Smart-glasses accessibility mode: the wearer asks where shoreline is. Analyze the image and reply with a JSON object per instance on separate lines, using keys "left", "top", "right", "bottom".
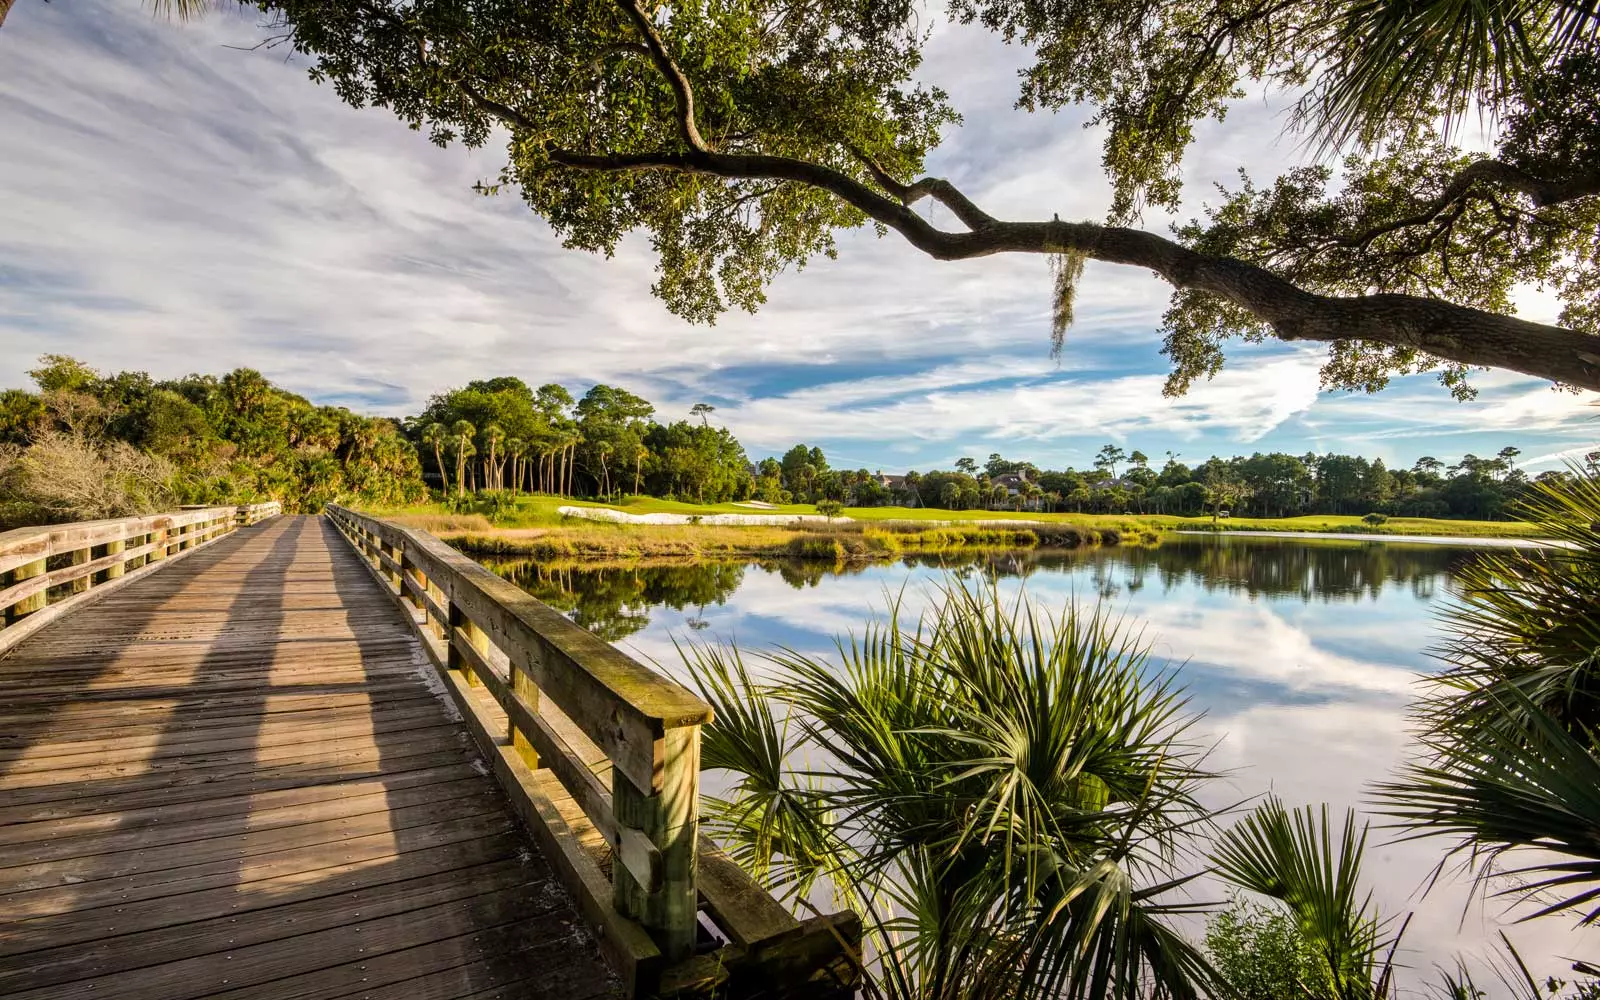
{"left": 438, "top": 519, "right": 1132, "bottom": 562}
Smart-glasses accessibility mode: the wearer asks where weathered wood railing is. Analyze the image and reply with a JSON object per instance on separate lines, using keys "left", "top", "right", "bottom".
{"left": 0, "top": 501, "right": 283, "bottom": 655}
{"left": 324, "top": 504, "right": 857, "bottom": 998}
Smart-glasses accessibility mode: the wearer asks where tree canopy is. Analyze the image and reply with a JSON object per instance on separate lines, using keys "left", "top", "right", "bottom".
{"left": 248, "top": 0, "right": 1600, "bottom": 395}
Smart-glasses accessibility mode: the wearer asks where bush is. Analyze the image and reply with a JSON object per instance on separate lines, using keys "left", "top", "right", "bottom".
{"left": 1204, "top": 899, "right": 1335, "bottom": 1000}
{"left": 815, "top": 498, "right": 844, "bottom": 519}
{"left": 1362, "top": 512, "right": 1389, "bottom": 526}
{"left": 0, "top": 430, "right": 175, "bottom": 526}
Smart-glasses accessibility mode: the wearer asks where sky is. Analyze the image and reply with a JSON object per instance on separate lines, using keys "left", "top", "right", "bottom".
{"left": 0, "top": 0, "right": 1596, "bottom": 474}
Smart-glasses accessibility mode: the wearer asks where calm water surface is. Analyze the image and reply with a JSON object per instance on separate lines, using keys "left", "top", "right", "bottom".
{"left": 487, "top": 536, "right": 1591, "bottom": 976}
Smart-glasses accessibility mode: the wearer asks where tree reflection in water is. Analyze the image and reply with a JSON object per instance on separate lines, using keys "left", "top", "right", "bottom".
{"left": 483, "top": 535, "right": 1477, "bottom": 639}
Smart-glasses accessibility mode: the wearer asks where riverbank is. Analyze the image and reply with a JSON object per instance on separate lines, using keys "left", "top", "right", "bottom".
{"left": 409, "top": 517, "right": 1131, "bottom": 562}
{"left": 358, "top": 496, "right": 1541, "bottom": 558}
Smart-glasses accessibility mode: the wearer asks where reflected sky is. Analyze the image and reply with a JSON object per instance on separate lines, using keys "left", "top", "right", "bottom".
{"left": 488, "top": 537, "right": 1599, "bottom": 982}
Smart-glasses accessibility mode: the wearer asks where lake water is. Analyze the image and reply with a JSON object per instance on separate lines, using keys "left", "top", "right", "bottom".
{"left": 486, "top": 535, "right": 1592, "bottom": 979}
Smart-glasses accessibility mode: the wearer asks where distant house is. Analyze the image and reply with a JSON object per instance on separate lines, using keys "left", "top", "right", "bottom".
{"left": 877, "top": 473, "right": 907, "bottom": 490}
{"left": 992, "top": 471, "right": 1029, "bottom": 496}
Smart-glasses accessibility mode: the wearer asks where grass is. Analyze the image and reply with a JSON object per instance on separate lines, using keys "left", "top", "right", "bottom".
{"left": 357, "top": 497, "right": 1134, "bottom": 560}
{"left": 360, "top": 496, "right": 1536, "bottom": 540}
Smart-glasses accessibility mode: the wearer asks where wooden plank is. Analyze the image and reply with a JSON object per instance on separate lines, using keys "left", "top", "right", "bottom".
{"left": 1, "top": 810, "right": 517, "bottom": 928}
{"left": 0, "top": 723, "right": 466, "bottom": 790}
{"left": 0, "top": 514, "right": 620, "bottom": 1000}
{"left": 5, "top": 880, "right": 570, "bottom": 1000}
{"left": 0, "top": 759, "right": 479, "bottom": 848}
{"left": 0, "top": 827, "right": 524, "bottom": 958}
{"left": 0, "top": 787, "right": 507, "bottom": 893}
{"left": 0, "top": 698, "right": 449, "bottom": 762}
{"left": 0, "top": 857, "right": 544, "bottom": 993}
{"left": 0, "top": 772, "right": 493, "bottom": 870}
{"left": 696, "top": 837, "right": 801, "bottom": 950}
{"left": 197, "top": 907, "right": 612, "bottom": 1000}
{"left": 0, "top": 746, "right": 478, "bottom": 828}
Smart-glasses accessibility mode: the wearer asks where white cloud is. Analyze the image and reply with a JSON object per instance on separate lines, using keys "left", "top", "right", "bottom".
{"left": 711, "top": 353, "right": 1325, "bottom": 453}
{"left": 0, "top": 0, "right": 1594, "bottom": 472}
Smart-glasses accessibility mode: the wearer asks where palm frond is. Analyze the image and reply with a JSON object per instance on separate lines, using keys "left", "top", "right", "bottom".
{"left": 1307, "top": 0, "right": 1600, "bottom": 147}
{"left": 682, "top": 579, "right": 1222, "bottom": 1000}
{"left": 1374, "top": 686, "right": 1600, "bottom": 925}
{"left": 1211, "top": 797, "right": 1388, "bottom": 999}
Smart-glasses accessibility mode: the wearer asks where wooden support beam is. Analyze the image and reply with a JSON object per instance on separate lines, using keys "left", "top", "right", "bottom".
{"left": 68, "top": 548, "right": 90, "bottom": 595}
{"left": 104, "top": 538, "right": 125, "bottom": 580}
{"left": 614, "top": 727, "right": 700, "bottom": 961}
{"left": 5, "top": 557, "right": 46, "bottom": 622}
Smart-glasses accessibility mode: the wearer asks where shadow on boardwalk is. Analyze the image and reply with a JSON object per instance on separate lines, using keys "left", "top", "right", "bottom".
{"left": 0, "top": 515, "right": 615, "bottom": 1000}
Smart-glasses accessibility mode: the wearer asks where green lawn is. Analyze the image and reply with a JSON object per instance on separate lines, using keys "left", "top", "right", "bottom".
{"left": 363, "top": 495, "right": 1543, "bottom": 540}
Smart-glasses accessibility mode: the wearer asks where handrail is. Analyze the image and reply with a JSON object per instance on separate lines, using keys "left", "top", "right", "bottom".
{"left": 324, "top": 504, "right": 858, "bottom": 998}
{"left": 0, "top": 501, "right": 283, "bottom": 655}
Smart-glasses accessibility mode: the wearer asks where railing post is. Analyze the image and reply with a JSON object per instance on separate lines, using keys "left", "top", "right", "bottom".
{"left": 104, "top": 538, "right": 126, "bottom": 581}
{"left": 613, "top": 726, "right": 701, "bottom": 962}
{"left": 381, "top": 541, "right": 401, "bottom": 592}
{"left": 69, "top": 547, "right": 91, "bottom": 595}
{"left": 400, "top": 551, "right": 428, "bottom": 624}
{"left": 447, "top": 600, "right": 487, "bottom": 687}
{"left": 149, "top": 524, "right": 168, "bottom": 563}
{"left": 510, "top": 663, "right": 540, "bottom": 769}
{"left": 6, "top": 557, "right": 47, "bottom": 623}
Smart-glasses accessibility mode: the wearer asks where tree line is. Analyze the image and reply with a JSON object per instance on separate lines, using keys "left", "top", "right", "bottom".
{"left": 0, "top": 355, "right": 424, "bottom": 527}
{"left": 881, "top": 445, "right": 1600, "bottom": 521}
{"left": 5, "top": 356, "right": 1593, "bottom": 526}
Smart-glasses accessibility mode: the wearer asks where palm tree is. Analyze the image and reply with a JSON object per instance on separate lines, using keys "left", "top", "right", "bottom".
{"left": 1373, "top": 470, "right": 1600, "bottom": 924}
{"left": 1211, "top": 798, "right": 1387, "bottom": 1000}
{"left": 2, "top": 0, "right": 220, "bottom": 30}
{"left": 480, "top": 423, "right": 504, "bottom": 491}
{"left": 450, "top": 419, "right": 475, "bottom": 496}
{"left": 682, "top": 583, "right": 1220, "bottom": 1000}
{"left": 421, "top": 423, "right": 448, "bottom": 492}
{"left": 595, "top": 440, "right": 613, "bottom": 498}
{"left": 504, "top": 437, "right": 525, "bottom": 494}
{"left": 632, "top": 441, "right": 648, "bottom": 496}
{"left": 1309, "top": 0, "right": 1600, "bottom": 147}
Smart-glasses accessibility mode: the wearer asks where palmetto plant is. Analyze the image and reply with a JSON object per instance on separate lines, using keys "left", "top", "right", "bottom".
{"left": 1417, "top": 471, "right": 1600, "bottom": 740}
{"left": 682, "top": 583, "right": 1222, "bottom": 1000}
{"left": 1210, "top": 799, "right": 1390, "bottom": 1000}
{"left": 1370, "top": 470, "right": 1600, "bottom": 925}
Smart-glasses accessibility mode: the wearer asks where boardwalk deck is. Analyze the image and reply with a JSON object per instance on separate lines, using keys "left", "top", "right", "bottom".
{"left": 0, "top": 516, "right": 618, "bottom": 1000}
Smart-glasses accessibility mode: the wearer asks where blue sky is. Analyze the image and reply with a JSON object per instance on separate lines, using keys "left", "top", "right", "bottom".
{"left": 1, "top": 0, "right": 1595, "bottom": 473}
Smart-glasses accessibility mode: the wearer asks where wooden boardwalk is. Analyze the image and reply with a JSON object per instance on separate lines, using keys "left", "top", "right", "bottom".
{"left": 0, "top": 516, "right": 618, "bottom": 1000}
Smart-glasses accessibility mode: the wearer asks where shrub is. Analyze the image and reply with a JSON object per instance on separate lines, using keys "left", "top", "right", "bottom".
{"left": 1204, "top": 899, "right": 1335, "bottom": 1000}
{"left": 815, "top": 499, "right": 844, "bottom": 519}
{"left": 0, "top": 430, "right": 175, "bottom": 526}
{"left": 1362, "top": 512, "right": 1389, "bottom": 526}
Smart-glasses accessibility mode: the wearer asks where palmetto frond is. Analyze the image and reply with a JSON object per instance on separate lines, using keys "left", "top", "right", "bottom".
{"left": 1211, "top": 798, "right": 1387, "bottom": 1000}
{"left": 1309, "top": 0, "right": 1600, "bottom": 146}
{"left": 682, "top": 580, "right": 1222, "bottom": 1000}
{"left": 1375, "top": 687, "right": 1600, "bottom": 925}
{"left": 1373, "top": 469, "right": 1600, "bottom": 927}
{"left": 145, "top": 0, "right": 229, "bottom": 19}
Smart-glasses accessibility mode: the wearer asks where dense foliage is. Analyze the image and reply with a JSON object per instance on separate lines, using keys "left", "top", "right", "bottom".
{"left": 0, "top": 355, "right": 424, "bottom": 527}
{"left": 686, "top": 585, "right": 1219, "bottom": 1000}
{"left": 5, "top": 355, "right": 1581, "bottom": 527}
{"left": 244, "top": 0, "right": 1600, "bottom": 394}
{"left": 408, "top": 378, "right": 754, "bottom": 502}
